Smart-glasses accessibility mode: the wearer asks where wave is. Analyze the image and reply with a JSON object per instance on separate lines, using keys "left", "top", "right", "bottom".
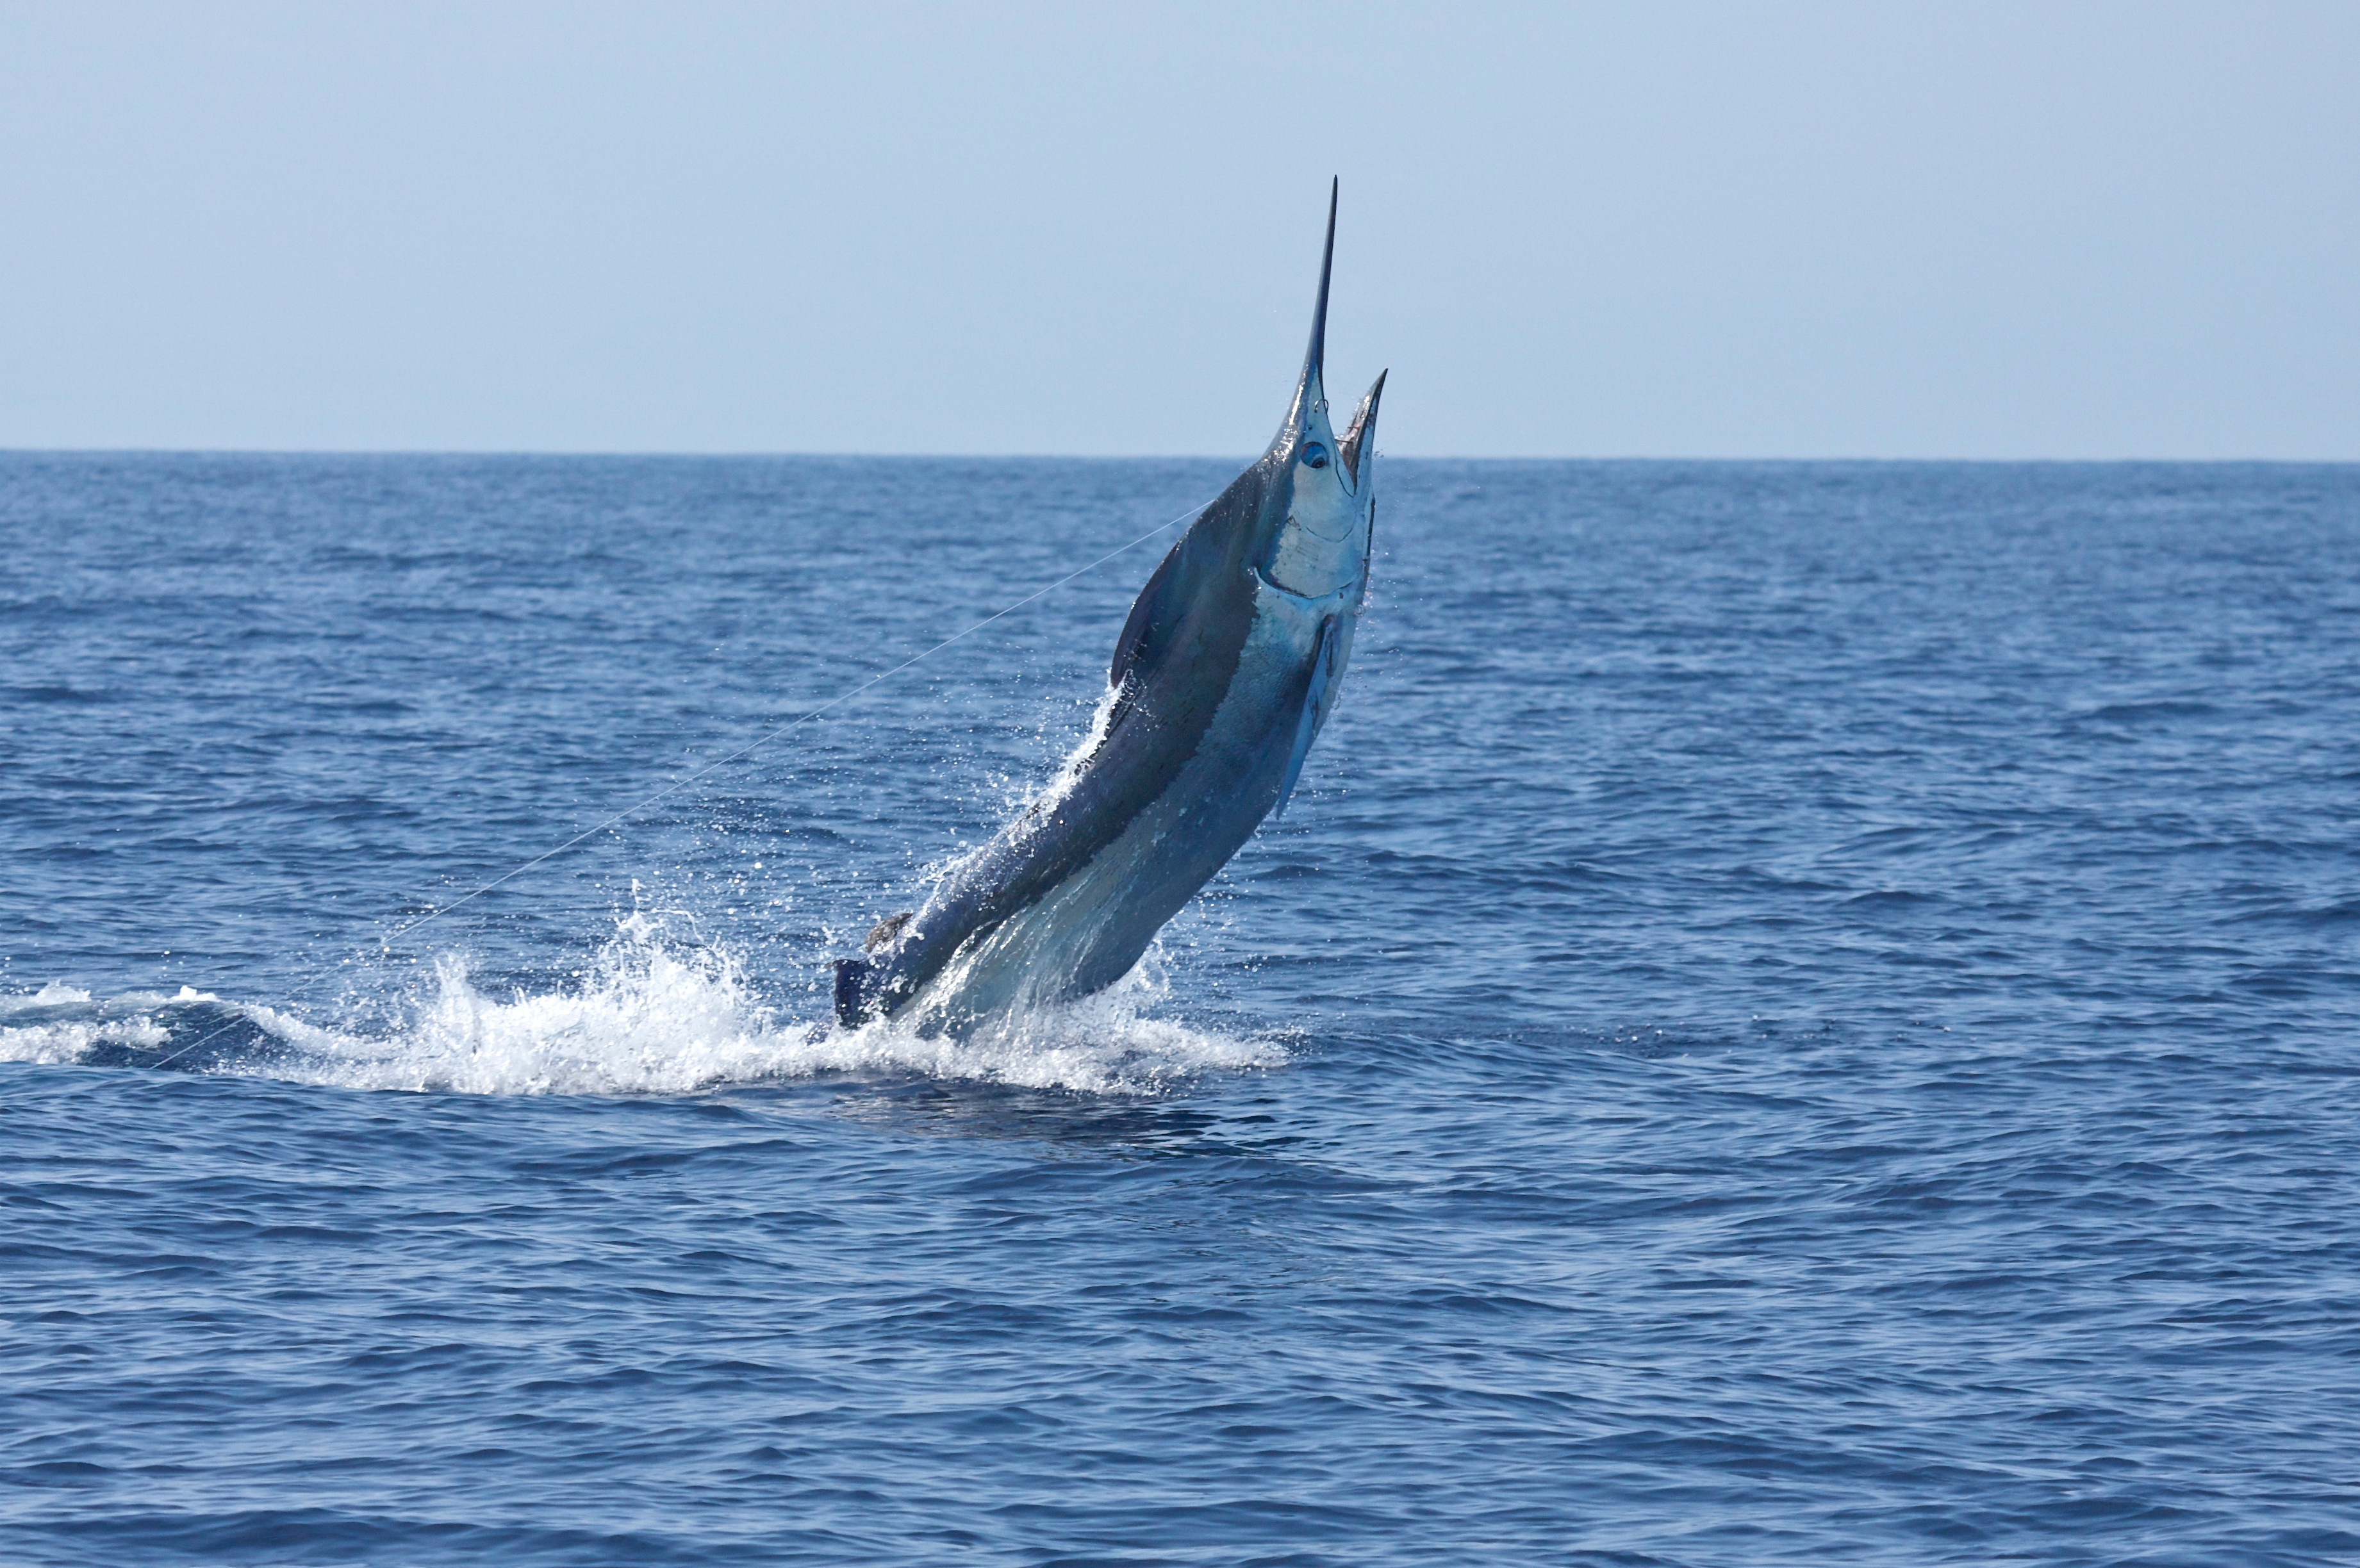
{"left": 0, "top": 916, "right": 1280, "bottom": 1097}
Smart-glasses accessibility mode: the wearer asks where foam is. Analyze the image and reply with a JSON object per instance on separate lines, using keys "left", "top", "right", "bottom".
{"left": 0, "top": 1012, "right": 169, "bottom": 1066}
{"left": 3, "top": 916, "right": 1278, "bottom": 1097}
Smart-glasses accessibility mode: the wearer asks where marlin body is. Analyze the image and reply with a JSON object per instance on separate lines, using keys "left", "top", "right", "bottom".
{"left": 835, "top": 184, "right": 1385, "bottom": 1035}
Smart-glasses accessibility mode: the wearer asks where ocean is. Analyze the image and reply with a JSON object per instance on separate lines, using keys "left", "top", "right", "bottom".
{"left": 3, "top": 453, "right": 2356, "bottom": 1565}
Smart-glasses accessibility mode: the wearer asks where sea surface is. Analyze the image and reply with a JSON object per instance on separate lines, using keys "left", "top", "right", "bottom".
{"left": 3, "top": 453, "right": 2357, "bottom": 1566}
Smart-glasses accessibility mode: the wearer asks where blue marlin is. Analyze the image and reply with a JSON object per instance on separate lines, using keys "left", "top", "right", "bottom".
{"left": 836, "top": 182, "right": 1384, "bottom": 1034}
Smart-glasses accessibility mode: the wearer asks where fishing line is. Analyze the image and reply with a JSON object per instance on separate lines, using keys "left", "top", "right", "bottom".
{"left": 145, "top": 493, "right": 1214, "bottom": 1072}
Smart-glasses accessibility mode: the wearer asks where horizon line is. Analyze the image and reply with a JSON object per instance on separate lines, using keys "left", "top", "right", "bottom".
{"left": 5, "top": 447, "right": 2357, "bottom": 466}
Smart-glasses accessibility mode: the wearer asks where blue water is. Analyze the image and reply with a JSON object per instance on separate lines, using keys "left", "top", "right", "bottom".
{"left": 4, "top": 454, "right": 2357, "bottom": 1565}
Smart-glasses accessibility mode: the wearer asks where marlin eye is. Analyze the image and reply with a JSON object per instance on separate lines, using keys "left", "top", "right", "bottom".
{"left": 1301, "top": 442, "right": 1330, "bottom": 470}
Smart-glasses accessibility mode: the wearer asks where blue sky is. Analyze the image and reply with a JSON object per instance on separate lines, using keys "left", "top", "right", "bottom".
{"left": 2, "top": 1, "right": 2354, "bottom": 458}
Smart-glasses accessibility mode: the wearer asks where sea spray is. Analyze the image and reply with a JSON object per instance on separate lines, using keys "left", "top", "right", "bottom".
{"left": 3, "top": 915, "right": 1280, "bottom": 1096}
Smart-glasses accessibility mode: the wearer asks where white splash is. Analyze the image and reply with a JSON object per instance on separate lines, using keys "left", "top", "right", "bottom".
{"left": 3, "top": 916, "right": 1278, "bottom": 1097}
{"left": 0, "top": 1002, "right": 169, "bottom": 1066}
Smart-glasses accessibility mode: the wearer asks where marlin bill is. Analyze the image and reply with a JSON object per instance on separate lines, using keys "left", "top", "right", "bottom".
{"left": 836, "top": 182, "right": 1385, "bottom": 1036}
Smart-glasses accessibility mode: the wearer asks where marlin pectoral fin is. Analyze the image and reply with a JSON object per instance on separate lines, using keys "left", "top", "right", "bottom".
{"left": 1110, "top": 538, "right": 1182, "bottom": 692}
{"left": 1275, "top": 615, "right": 1341, "bottom": 819}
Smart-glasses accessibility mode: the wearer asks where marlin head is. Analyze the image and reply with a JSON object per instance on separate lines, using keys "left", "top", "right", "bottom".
{"left": 1262, "top": 179, "right": 1386, "bottom": 601}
